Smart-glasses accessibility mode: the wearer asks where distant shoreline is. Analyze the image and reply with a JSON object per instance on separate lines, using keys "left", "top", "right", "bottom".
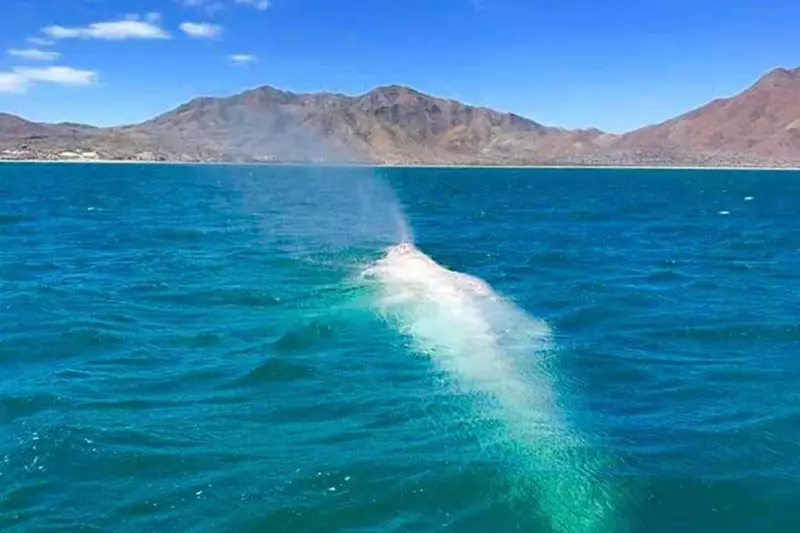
{"left": 0, "top": 159, "right": 798, "bottom": 171}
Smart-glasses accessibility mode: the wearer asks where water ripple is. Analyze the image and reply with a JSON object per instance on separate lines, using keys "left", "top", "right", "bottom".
{"left": 1, "top": 164, "right": 799, "bottom": 532}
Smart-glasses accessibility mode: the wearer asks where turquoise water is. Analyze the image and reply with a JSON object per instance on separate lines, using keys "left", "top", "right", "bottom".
{"left": 1, "top": 163, "right": 799, "bottom": 532}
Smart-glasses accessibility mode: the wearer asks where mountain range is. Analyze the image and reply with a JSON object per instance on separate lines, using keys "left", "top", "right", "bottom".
{"left": 3, "top": 66, "right": 800, "bottom": 167}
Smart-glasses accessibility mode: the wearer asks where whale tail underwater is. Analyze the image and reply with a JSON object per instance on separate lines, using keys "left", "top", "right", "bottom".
{"left": 361, "top": 242, "right": 620, "bottom": 533}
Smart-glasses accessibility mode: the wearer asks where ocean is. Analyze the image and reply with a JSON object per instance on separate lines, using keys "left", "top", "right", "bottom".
{"left": 1, "top": 163, "right": 799, "bottom": 533}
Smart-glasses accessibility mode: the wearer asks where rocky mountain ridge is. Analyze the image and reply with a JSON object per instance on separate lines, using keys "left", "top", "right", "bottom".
{"left": 3, "top": 67, "right": 800, "bottom": 167}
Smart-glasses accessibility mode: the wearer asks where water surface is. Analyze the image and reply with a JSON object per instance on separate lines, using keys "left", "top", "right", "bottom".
{"left": 1, "top": 163, "right": 799, "bottom": 532}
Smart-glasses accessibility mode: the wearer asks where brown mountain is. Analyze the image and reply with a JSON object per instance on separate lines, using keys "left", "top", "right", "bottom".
{"left": 611, "top": 67, "right": 800, "bottom": 164}
{"left": 117, "top": 84, "right": 609, "bottom": 164}
{"left": 3, "top": 67, "right": 800, "bottom": 166}
{"left": 0, "top": 113, "right": 102, "bottom": 159}
{"left": 0, "top": 113, "right": 95, "bottom": 139}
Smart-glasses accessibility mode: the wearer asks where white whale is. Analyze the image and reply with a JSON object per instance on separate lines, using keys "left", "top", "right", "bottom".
{"left": 363, "top": 243, "right": 619, "bottom": 533}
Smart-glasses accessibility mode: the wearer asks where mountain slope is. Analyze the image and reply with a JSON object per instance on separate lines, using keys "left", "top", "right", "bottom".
{"left": 4, "top": 67, "right": 800, "bottom": 165}
{"left": 0, "top": 113, "right": 95, "bottom": 140}
{"left": 615, "top": 67, "right": 800, "bottom": 161}
{"left": 122, "top": 84, "right": 610, "bottom": 163}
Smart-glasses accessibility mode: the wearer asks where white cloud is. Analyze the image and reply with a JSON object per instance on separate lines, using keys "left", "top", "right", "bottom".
{"left": 230, "top": 54, "right": 256, "bottom": 65}
{"left": 13, "top": 66, "right": 97, "bottom": 85}
{"left": 235, "top": 0, "right": 270, "bottom": 10}
{"left": 0, "top": 66, "right": 97, "bottom": 94}
{"left": 42, "top": 16, "right": 170, "bottom": 40}
{"left": 0, "top": 73, "right": 27, "bottom": 93}
{"left": 179, "top": 22, "right": 223, "bottom": 38}
{"left": 28, "top": 37, "right": 55, "bottom": 46}
{"left": 8, "top": 48, "right": 61, "bottom": 62}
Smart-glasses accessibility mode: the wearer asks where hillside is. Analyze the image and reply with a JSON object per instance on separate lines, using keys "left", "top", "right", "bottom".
{"left": 0, "top": 84, "right": 611, "bottom": 164}
{"left": 119, "top": 84, "right": 610, "bottom": 164}
{"left": 3, "top": 67, "right": 800, "bottom": 166}
{"left": 606, "top": 67, "right": 800, "bottom": 165}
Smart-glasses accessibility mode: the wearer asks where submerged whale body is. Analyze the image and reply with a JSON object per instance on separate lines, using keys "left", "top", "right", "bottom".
{"left": 363, "top": 243, "right": 619, "bottom": 533}
{"left": 372, "top": 242, "right": 494, "bottom": 296}
{"left": 364, "top": 242, "right": 549, "bottom": 360}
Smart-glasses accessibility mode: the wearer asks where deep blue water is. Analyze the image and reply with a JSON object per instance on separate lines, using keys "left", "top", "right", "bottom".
{"left": 1, "top": 163, "right": 799, "bottom": 532}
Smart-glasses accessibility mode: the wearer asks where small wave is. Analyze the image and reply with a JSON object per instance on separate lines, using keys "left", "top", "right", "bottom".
{"left": 235, "top": 460, "right": 545, "bottom": 533}
{"left": 151, "top": 287, "right": 282, "bottom": 308}
{"left": 725, "top": 239, "right": 770, "bottom": 251}
{"left": 685, "top": 279, "right": 724, "bottom": 291}
{"left": 52, "top": 368, "right": 94, "bottom": 380}
{"left": 84, "top": 347, "right": 171, "bottom": 370}
{"left": 271, "top": 321, "right": 335, "bottom": 352}
{"left": 185, "top": 331, "right": 222, "bottom": 348}
{"left": 558, "top": 304, "right": 625, "bottom": 330}
{"left": 269, "top": 403, "right": 364, "bottom": 428}
{"left": 524, "top": 250, "right": 574, "bottom": 267}
{"left": 78, "top": 398, "right": 192, "bottom": 411}
{"left": 641, "top": 269, "right": 691, "bottom": 284}
{"left": 569, "top": 210, "right": 608, "bottom": 221}
{"left": 149, "top": 227, "right": 212, "bottom": 242}
{"left": 232, "top": 358, "right": 314, "bottom": 386}
{"left": 1, "top": 327, "right": 126, "bottom": 364}
{"left": 0, "top": 481, "right": 52, "bottom": 525}
{"left": 0, "top": 213, "right": 30, "bottom": 225}
{"left": 695, "top": 409, "right": 800, "bottom": 436}
{"left": 56, "top": 327, "right": 127, "bottom": 352}
{"left": 0, "top": 393, "right": 64, "bottom": 424}
{"left": 652, "top": 323, "right": 800, "bottom": 343}
{"left": 645, "top": 222, "right": 701, "bottom": 236}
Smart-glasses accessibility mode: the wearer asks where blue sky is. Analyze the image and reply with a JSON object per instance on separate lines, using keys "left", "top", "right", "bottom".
{"left": 1, "top": 0, "right": 799, "bottom": 132}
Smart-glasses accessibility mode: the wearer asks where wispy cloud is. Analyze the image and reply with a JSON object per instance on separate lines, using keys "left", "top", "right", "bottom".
{"left": 0, "top": 66, "right": 97, "bottom": 94}
{"left": 235, "top": 0, "right": 270, "bottom": 10}
{"left": 230, "top": 54, "right": 256, "bottom": 65}
{"left": 0, "top": 73, "right": 27, "bottom": 94}
{"left": 179, "top": 0, "right": 225, "bottom": 15}
{"left": 179, "top": 22, "right": 223, "bottom": 38}
{"left": 14, "top": 66, "right": 97, "bottom": 85}
{"left": 27, "top": 37, "right": 55, "bottom": 46}
{"left": 42, "top": 15, "right": 170, "bottom": 40}
{"left": 179, "top": 0, "right": 268, "bottom": 14}
{"left": 8, "top": 48, "right": 61, "bottom": 62}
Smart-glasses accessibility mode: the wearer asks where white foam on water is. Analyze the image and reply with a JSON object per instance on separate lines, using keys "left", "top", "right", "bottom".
{"left": 362, "top": 243, "right": 618, "bottom": 533}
